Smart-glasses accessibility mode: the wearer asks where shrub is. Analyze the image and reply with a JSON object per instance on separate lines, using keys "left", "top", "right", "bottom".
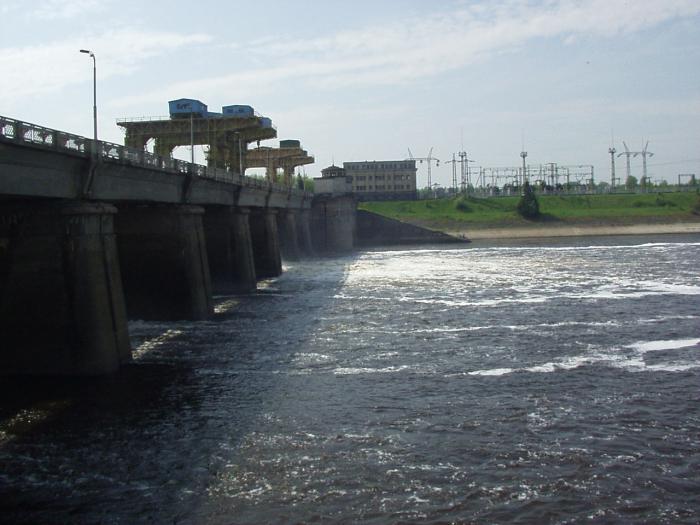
{"left": 654, "top": 195, "right": 676, "bottom": 207}
{"left": 455, "top": 198, "right": 472, "bottom": 213}
{"left": 517, "top": 182, "right": 540, "bottom": 219}
{"left": 692, "top": 193, "right": 700, "bottom": 216}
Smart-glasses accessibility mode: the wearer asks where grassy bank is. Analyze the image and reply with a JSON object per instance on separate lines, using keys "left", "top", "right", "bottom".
{"left": 359, "top": 192, "right": 700, "bottom": 229}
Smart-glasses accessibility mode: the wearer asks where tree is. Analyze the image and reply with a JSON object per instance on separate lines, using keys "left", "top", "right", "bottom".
{"left": 625, "top": 175, "right": 638, "bottom": 190}
{"left": 517, "top": 181, "right": 540, "bottom": 219}
{"left": 302, "top": 176, "right": 315, "bottom": 192}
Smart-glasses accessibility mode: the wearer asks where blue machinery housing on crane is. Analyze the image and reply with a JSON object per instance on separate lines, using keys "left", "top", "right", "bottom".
{"left": 118, "top": 98, "right": 278, "bottom": 173}
{"left": 167, "top": 98, "right": 273, "bottom": 128}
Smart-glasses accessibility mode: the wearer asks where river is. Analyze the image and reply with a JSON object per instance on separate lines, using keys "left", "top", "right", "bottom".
{"left": 1, "top": 234, "right": 699, "bottom": 524}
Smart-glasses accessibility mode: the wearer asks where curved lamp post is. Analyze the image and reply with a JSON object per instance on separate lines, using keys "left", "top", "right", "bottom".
{"left": 79, "top": 49, "right": 97, "bottom": 149}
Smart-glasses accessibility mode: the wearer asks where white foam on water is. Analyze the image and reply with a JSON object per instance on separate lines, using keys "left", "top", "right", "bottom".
{"left": 407, "top": 319, "right": 637, "bottom": 335}
{"left": 638, "top": 281, "right": 700, "bottom": 296}
{"left": 468, "top": 339, "right": 700, "bottom": 377}
{"left": 468, "top": 367, "right": 514, "bottom": 376}
{"left": 638, "top": 314, "right": 700, "bottom": 324}
{"left": 332, "top": 365, "right": 413, "bottom": 376}
{"left": 401, "top": 296, "right": 550, "bottom": 308}
{"left": 477, "top": 242, "right": 700, "bottom": 254}
{"left": 627, "top": 338, "right": 700, "bottom": 353}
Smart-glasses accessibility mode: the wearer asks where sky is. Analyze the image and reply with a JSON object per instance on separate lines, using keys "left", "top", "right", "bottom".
{"left": 1, "top": 0, "right": 699, "bottom": 187}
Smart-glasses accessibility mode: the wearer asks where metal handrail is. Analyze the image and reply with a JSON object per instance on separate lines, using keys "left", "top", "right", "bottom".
{"left": 115, "top": 115, "right": 171, "bottom": 123}
{"left": 0, "top": 115, "right": 311, "bottom": 198}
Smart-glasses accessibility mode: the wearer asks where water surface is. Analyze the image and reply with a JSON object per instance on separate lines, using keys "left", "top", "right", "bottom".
{"left": 1, "top": 234, "right": 699, "bottom": 523}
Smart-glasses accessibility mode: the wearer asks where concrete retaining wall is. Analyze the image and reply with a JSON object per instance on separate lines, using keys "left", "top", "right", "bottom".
{"left": 356, "top": 210, "right": 467, "bottom": 246}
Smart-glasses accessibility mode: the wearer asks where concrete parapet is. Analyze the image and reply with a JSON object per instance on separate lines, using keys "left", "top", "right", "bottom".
{"left": 115, "top": 205, "right": 213, "bottom": 320}
{"left": 311, "top": 195, "right": 356, "bottom": 254}
{"left": 249, "top": 209, "right": 282, "bottom": 278}
{"left": 0, "top": 201, "right": 130, "bottom": 375}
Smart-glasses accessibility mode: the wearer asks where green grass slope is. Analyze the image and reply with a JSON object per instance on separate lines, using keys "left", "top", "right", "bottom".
{"left": 359, "top": 192, "right": 700, "bottom": 229}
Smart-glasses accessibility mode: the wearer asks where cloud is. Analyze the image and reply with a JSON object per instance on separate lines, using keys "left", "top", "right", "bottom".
{"left": 0, "top": 29, "right": 212, "bottom": 103}
{"left": 0, "top": 0, "right": 107, "bottom": 19}
{"left": 31, "top": 0, "right": 106, "bottom": 19}
{"left": 108, "top": 0, "right": 700, "bottom": 109}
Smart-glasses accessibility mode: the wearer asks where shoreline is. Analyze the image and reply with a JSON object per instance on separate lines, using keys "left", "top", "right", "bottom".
{"left": 445, "top": 221, "right": 700, "bottom": 240}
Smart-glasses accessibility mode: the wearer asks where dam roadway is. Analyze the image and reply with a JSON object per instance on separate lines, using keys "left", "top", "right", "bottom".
{"left": 0, "top": 115, "right": 355, "bottom": 376}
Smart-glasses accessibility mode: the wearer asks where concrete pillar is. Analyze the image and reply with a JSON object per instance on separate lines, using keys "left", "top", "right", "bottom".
{"left": 266, "top": 164, "right": 277, "bottom": 183}
{"left": 153, "top": 138, "right": 175, "bottom": 159}
{"left": 124, "top": 131, "right": 149, "bottom": 150}
{"left": 297, "top": 208, "right": 315, "bottom": 256}
{"left": 0, "top": 202, "right": 130, "bottom": 375}
{"left": 202, "top": 206, "right": 256, "bottom": 294}
{"left": 278, "top": 209, "right": 301, "bottom": 261}
{"left": 249, "top": 209, "right": 282, "bottom": 278}
{"left": 207, "top": 142, "right": 228, "bottom": 170}
{"left": 283, "top": 166, "right": 294, "bottom": 186}
{"left": 231, "top": 207, "right": 257, "bottom": 292}
{"left": 311, "top": 195, "right": 356, "bottom": 254}
{"left": 115, "top": 205, "right": 213, "bottom": 320}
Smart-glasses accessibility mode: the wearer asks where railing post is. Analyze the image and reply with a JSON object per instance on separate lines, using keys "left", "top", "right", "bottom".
{"left": 13, "top": 121, "right": 24, "bottom": 143}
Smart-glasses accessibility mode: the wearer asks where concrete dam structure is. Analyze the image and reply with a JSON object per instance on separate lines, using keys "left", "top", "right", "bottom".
{"left": 0, "top": 115, "right": 355, "bottom": 376}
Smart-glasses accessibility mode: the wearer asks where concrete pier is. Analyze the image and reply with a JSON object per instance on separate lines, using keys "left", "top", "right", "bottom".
{"left": 230, "top": 207, "right": 257, "bottom": 292}
{"left": 297, "top": 209, "right": 315, "bottom": 256}
{"left": 0, "top": 114, "right": 321, "bottom": 375}
{"left": 311, "top": 195, "right": 356, "bottom": 254}
{"left": 250, "top": 209, "right": 282, "bottom": 278}
{"left": 0, "top": 202, "right": 130, "bottom": 375}
{"left": 115, "top": 205, "right": 213, "bottom": 320}
{"left": 202, "top": 206, "right": 257, "bottom": 294}
{"left": 278, "top": 209, "right": 301, "bottom": 260}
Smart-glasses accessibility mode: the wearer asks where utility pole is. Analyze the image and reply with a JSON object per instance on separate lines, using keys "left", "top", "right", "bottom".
{"left": 608, "top": 145, "right": 617, "bottom": 189}
{"left": 520, "top": 150, "right": 528, "bottom": 187}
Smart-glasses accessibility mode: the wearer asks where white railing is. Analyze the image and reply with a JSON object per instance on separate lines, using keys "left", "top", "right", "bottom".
{"left": 0, "top": 115, "right": 309, "bottom": 198}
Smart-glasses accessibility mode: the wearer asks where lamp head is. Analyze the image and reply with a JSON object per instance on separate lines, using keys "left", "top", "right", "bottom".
{"left": 79, "top": 49, "right": 94, "bottom": 57}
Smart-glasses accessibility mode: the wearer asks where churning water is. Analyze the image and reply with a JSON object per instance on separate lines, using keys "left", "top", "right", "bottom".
{"left": 1, "top": 234, "right": 699, "bottom": 524}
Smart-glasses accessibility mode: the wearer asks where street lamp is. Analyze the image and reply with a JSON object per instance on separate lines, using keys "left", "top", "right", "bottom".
{"left": 234, "top": 132, "right": 243, "bottom": 177}
{"left": 79, "top": 49, "right": 97, "bottom": 149}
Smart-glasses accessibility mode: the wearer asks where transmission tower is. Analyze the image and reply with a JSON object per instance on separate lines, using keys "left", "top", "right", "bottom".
{"left": 459, "top": 151, "right": 475, "bottom": 193}
{"left": 617, "top": 141, "right": 633, "bottom": 183}
{"left": 407, "top": 147, "right": 440, "bottom": 189}
{"left": 446, "top": 153, "right": 458, "bottom": 193}
{"left": 633, "top": 141, "right": 654, "bottom": 185}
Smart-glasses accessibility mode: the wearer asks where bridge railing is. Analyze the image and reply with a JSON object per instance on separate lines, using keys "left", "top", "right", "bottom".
{"left": 0, "top": 115, "right": 309, "bottom": 198}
